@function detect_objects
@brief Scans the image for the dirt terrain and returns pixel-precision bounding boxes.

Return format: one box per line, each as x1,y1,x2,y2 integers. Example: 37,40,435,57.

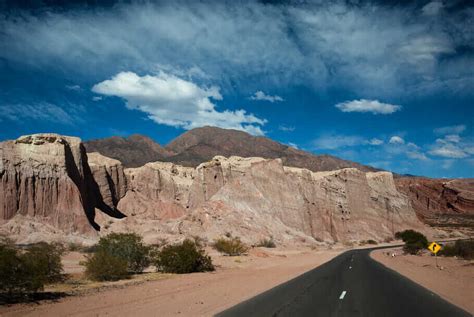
0,248,342,317
371,247,474,313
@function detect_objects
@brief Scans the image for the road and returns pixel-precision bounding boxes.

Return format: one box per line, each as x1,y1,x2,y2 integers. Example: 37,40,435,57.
217,247,471,317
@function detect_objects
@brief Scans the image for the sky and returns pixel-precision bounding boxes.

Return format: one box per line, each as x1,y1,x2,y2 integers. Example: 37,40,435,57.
0,0,473,178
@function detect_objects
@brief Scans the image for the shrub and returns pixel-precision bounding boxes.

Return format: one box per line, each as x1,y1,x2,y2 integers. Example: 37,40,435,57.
360,239,378,245
397,230,428,255
396,230,428,246
403,241,426,255
257,238,276,248
23,242,64,283
0,241,64,295
439,239,474,260
153,239,214,274
83,251,129,281
213,237,249,256
96,233,150,273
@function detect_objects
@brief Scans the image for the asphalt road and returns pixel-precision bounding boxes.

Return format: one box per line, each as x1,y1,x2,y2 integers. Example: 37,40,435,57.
217,247,471,317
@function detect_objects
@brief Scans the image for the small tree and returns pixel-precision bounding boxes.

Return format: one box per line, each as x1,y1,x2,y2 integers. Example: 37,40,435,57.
257,238,276,248
24,242,64,282
96,233,150,273
153,239,214,274
213,237,249,256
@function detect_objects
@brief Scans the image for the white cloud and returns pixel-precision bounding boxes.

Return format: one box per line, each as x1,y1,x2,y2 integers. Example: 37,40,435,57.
287,142,299,149
312,135,366,150
389,136,405,144
92,96,103,101
1,2,471,97
66,84,81,91
407,151,429,161
278,125,295,132
434,124,466,135
335,99,402,115
0,102,76,124
429,137,470,158
92,71,266,135
250,91,283,103
368,138,384,146
422,1,444,16
441,160,454,169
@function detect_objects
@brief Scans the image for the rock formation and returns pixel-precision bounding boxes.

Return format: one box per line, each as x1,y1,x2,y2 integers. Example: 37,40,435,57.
0,134,125,243
0,133,440,245
395,177,474,229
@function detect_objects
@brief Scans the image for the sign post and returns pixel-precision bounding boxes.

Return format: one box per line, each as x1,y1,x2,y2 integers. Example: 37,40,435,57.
427,242,442,268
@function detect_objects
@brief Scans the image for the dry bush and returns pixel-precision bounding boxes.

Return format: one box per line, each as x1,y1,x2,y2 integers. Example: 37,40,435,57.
213,237,249,256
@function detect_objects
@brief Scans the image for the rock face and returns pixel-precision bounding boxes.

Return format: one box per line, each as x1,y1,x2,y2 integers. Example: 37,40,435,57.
0,133,432,245
95,156,426,245
395,177,474,228
85,126,377,172
0,134,125,243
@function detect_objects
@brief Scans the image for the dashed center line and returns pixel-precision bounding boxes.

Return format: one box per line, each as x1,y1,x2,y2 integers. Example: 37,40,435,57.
339,291,347,300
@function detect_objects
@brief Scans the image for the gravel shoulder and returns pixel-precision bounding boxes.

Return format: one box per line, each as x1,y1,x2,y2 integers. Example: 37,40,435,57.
371,247,474,314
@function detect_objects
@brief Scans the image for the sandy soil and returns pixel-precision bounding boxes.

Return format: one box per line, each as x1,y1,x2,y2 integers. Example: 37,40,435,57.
371,247,474,314
0,247,341,317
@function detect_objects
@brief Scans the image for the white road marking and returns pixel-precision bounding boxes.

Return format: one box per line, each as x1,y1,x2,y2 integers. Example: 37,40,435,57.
339,291,347,300
349,266,352,269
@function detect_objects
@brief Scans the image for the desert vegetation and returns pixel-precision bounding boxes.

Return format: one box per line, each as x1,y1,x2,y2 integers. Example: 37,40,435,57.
0,239,64,298
257,237,276,248
152,239,214,274
213,236,249,256
439,239,474,260
395,230,428,255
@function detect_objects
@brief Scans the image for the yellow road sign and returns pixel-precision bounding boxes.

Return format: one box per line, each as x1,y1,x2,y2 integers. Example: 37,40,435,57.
428,242,441,254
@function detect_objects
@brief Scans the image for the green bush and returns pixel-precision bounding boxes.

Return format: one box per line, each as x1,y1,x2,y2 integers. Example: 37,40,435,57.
396,230,428,255
153,239,214,274
439,239,474,260
360,239,378,245
257,238,276,248
83,251,129,281
96,233,150,273
213,237,249,256
0,241,64,295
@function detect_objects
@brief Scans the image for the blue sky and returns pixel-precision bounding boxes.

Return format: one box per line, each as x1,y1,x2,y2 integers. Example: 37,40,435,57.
0,0,473,178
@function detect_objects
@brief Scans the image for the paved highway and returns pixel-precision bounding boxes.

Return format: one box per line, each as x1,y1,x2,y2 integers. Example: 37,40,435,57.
217,247,471,317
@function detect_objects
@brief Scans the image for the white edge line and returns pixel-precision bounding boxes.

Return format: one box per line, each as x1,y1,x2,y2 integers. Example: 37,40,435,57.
339,291,347,299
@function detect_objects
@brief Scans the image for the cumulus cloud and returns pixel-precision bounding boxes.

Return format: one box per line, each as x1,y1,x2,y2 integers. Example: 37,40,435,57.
0,102,76,124
66,84,81,91
250,91,283,103
1,1,472,96
335,99,402,115
434,124,466,135
389,136,405,144
428,134,472,158
92,96,103,101
92,71,266,135
287,142,299,149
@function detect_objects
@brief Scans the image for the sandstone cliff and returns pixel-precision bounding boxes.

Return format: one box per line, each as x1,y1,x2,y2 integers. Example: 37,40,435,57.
395,177,474,229
1,134,432,245
0,134,125,243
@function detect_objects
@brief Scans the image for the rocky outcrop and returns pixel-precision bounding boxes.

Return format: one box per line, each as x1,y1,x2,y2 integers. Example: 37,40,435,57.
0,134,432,245
395,177,474,228
98,156,426,245
0,134,125,243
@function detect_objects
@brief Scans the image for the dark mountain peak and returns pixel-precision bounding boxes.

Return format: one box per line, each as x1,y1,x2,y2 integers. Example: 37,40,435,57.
85,127,377,172
84,134,172,167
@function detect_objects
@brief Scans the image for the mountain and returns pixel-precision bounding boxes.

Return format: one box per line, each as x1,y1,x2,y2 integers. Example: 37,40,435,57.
85,126,377,172
84,134,173,168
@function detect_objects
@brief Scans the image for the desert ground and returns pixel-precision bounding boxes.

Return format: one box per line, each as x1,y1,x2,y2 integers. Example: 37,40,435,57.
0,247,342,317
371,247,474,314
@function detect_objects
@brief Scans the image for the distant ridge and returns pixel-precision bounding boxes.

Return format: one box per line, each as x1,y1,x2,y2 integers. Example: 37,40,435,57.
84,126,378,172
